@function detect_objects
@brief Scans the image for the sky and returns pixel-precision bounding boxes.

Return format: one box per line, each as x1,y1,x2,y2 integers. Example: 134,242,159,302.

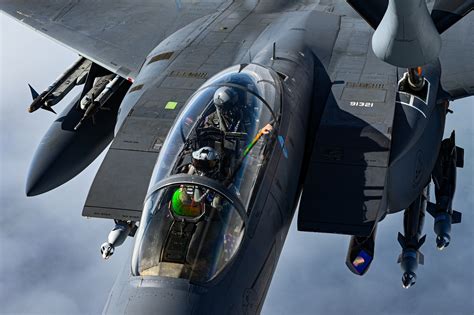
1,12,473,315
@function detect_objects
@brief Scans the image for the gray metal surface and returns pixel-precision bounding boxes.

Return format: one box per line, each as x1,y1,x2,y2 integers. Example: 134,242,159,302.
439,12,474,99
372,0,441,68
0,0,232,78
298,17,398,236
83,1,267,220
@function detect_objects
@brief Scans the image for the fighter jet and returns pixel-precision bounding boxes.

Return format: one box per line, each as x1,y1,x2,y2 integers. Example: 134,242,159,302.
1,0,472,313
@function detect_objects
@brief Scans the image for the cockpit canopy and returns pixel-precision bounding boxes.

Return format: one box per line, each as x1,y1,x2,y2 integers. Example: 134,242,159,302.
148,63,281,205
132,64,282,283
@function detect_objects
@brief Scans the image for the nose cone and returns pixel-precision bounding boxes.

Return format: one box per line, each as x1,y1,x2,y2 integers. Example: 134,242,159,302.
104,278,202,315
25,96,116,196
402,271,416,289
436,234,450,250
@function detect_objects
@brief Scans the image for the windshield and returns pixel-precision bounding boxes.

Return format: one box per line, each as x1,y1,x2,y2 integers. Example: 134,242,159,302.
133,64,281,283
136,183,244,282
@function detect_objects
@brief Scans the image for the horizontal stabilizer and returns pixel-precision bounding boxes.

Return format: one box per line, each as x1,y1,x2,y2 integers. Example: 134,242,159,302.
452,210,462,224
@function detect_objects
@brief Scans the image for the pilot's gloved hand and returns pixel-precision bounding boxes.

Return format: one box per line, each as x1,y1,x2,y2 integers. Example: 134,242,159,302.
211,194,222,210
100,242,115,259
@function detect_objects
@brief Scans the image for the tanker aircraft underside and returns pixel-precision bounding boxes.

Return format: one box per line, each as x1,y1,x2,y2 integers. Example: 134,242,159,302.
1,0,473,313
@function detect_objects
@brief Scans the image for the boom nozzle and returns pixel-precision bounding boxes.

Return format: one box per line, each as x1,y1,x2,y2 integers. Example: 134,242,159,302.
372,0,441,68
407,67,425,91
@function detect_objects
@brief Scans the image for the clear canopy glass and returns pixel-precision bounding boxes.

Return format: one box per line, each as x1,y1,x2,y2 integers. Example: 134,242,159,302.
132,64,281,283
137,184,245,283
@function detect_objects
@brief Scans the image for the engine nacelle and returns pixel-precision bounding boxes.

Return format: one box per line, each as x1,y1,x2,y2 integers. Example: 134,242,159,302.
386,62,445,212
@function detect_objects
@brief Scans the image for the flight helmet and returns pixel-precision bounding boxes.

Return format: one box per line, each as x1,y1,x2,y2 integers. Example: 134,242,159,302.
192,146,219,171
213,86,239,110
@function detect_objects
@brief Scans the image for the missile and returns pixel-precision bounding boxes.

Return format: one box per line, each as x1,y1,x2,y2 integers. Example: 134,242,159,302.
79,74,115,110
397,233,426,289
427,207,462,250
428,131,463,250
75,75,123,130
100,220,137,259
27,57,91,113
28,84,56,114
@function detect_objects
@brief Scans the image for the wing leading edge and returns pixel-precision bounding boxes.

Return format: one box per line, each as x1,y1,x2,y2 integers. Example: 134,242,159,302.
0,0,232,79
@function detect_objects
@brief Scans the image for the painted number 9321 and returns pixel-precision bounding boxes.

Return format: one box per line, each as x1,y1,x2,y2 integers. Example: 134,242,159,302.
350,101,374,107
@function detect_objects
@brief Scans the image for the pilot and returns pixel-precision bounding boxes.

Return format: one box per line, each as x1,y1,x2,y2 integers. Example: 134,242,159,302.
170,184,222,219
171,147,222,219
171,186,205,219
189,146,220,178
205,86,243,132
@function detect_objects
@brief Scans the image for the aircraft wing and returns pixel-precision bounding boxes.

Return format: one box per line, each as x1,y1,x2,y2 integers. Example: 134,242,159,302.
439,11,474,100
0,0,231,79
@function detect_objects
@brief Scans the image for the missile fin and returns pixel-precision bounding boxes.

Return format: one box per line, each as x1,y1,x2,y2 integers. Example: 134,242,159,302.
427,202,437,217
42,106,57,114
452,210,462,224
449,130,456,143
417,235,426,249
456,146,464,168
28,84,39,100
397,232,406,248
418,251,424,265
397,253,402,264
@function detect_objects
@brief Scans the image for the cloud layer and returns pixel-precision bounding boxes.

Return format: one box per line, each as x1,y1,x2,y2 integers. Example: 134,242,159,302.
1,13,473,315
